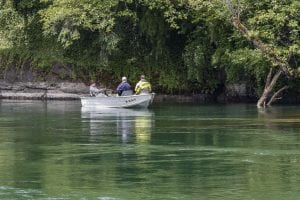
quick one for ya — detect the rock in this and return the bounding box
[0,81,87,100]
[0,91,45,99]
[218,83,256,103]
[58,82,89,93]
[226,83,247,96]
[154,94,215,103]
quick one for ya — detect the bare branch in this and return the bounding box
[267,69,282,91]
[267,85,289,106]
[265,67,273,89]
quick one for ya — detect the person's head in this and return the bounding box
[140,75,145,80]
[122,76,127,82]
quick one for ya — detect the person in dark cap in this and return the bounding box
[135,75,152,94]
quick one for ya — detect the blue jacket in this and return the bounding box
[117,81,132,96]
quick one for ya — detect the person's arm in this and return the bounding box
[117,83,122,92]
[117,83,123,96]
[135,82,141,94]
[126,83,132,90]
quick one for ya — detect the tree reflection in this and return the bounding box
[258,106,300,132]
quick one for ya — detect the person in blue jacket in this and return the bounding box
[116,77,132,96]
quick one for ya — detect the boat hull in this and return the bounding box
[80,93,155,108]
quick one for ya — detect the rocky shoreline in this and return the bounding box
[0,65,298,104]
[0,81,87,100]
[0,80,257,103]
[0,64,259,103]
[1,80,300,104]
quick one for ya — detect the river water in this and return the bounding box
[0,100,299,200]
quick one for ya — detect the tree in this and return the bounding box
[222,0,300,107]
[0,0,26,49]
[39,0,122,48]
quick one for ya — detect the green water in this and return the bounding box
[0,100,300,200]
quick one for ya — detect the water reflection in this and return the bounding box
[81,107,154,144]
[257,106,300,133]
[0,99,81,113]
[1,102,300,200]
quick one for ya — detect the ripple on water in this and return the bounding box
[0,186,44,199]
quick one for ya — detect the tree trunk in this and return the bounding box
[256,69,283,108]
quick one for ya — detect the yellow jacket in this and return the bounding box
[135,80,151,94]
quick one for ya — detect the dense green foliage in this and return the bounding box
[0,0,299,95]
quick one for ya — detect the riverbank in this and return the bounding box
[0,80,257,103]
[0,81,87,100]
[0,78,300,104]
[0,63,257,103]
[1,80,300,104]
[0,65,299,104]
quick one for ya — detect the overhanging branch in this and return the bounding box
[224,0,292,76]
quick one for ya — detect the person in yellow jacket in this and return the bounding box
[135,75,152,94]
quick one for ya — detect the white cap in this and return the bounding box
[122,76,127,81]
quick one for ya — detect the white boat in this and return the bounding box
[80,93,155,108]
